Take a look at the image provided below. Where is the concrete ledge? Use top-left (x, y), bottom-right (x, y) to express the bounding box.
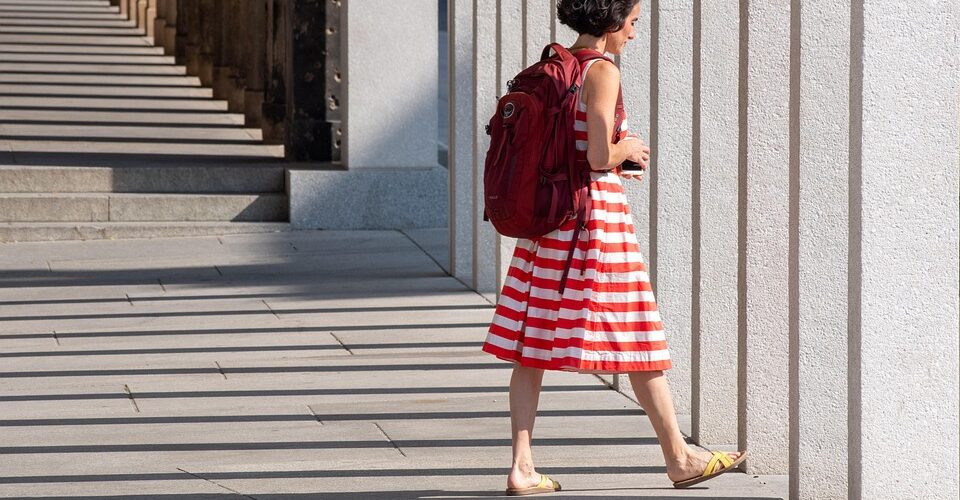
top-left (288, 166), bottom-right (447, 229)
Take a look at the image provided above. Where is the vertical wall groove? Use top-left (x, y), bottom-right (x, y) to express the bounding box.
top-left (690, 0), bottom-right (702, 442)
top-left (787, 0), bottom-right (801, 496)
top-left (648, 0), bottom-right (660, 295)
top-left (736, 0), bottom-right (749, 456)
top-left (847, 0), bottom-right (864, 497)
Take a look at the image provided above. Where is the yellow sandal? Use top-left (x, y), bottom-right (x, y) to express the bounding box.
top-left (505, 473), bottom-right (562, 496)
top-left (673, 451), bottom-right (748, 488)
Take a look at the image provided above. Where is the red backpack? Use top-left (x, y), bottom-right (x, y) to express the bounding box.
top-left (483, 44), bottom-right (624, 237)
top-left (483, 44), bottom-right (624, 290)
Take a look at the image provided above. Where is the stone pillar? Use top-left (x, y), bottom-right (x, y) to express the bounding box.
top-left (262, 0), bottom-right (288, 145)
top-left (212, 0), bottom-right (233, 103)
top-left (243, 0), bottom-right (269, 129)
top-left (137, 0), bottom-right (149, 34)
top-left (162, 0), bottom-right (177, 56)
top-left (226, 0), bottom-right (248, 114)
top-left (342, 0), bottom-right (437, 167)
top-left (691, 0), bottom-right (739, 447)
top-left (653, 0), bottom-right (694, 415)
top-left (472, 0), bottom-right (497, 296)
top-left (196, 0), bottom-right (217, 87)
top-left (180, 0), bottom-right (202, 76)
top-left (856, 1), bottom-right (959, 498)
top-left (283, 0), bottom-right (341, 161)
top-left (153, 0), bottom-right (168, 47)
top-left (740, 0), bottom-right (791, 474)
top-left (449, 0), bottom-right (475, 284)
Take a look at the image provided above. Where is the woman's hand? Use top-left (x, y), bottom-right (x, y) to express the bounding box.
top-left (621, 136), bottom-right (650, 181)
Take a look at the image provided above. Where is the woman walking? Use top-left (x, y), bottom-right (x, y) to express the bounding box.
top-left (481, 0), bottom-right (747, 495)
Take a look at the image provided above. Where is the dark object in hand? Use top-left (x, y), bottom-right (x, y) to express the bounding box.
top-left (621, 160), bottom-right (644, 171)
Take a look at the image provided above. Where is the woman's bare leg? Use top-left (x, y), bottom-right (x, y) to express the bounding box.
top-left (506, 364), bottom-right (556, 489)
top-left (628, 371), bottom-right (744, 482)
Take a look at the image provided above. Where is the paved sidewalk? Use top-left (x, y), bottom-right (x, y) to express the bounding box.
top-left (0, 230), bottom-right (787, 499)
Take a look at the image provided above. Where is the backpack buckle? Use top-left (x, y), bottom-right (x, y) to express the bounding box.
top-left (568, 83), bottom-right (580, 94)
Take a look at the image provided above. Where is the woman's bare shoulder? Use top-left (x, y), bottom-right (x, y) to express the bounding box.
top-left (583, 59), bottom-right (620, 102)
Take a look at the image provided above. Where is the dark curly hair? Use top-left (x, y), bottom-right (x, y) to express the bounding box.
top-left (557, 0), bottom-right (640, 37)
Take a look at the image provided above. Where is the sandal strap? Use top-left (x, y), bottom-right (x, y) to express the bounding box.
top-left (704, 451), bottom-right (733, 476)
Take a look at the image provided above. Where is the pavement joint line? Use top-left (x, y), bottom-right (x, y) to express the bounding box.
top-left (217, 236), bottom-right (223, 245)
top-left (157, 278), bottom-right (166, 292)
top-left (176, 467), bottom-right (257, 500)
top-left (328, 332), bottom-right (353, 355)
top-left (125, 293), bottom-right (133, 306)
top-left (261, 299), bottom-right (280, 319)
top-left (214, 265), bottom-right (223, 276)
top-left (306, 404), bottom-right (324, 426)
top-left (593, 373), bottom-right (641, 406)
top-left (122, 384), bottom-right (140, 413)
top-left (373, 422), bottom-right (407, 457)
top-left (214, 361), bottom-right (227, 380)
top-left (50, 330), bottom-right (60, 345)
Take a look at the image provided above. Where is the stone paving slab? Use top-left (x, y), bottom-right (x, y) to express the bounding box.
top-left (0, 230), bottom-right (786, 498)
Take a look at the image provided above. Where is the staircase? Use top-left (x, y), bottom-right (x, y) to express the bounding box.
top-left (0, 0), bottom-right (290, 242)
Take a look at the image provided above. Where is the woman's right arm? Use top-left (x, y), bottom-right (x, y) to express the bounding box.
top-left (583, 60), bottom-right (649, 171)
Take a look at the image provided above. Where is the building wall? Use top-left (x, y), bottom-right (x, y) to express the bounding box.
top-left (448, 1), bottom-right (959, 498)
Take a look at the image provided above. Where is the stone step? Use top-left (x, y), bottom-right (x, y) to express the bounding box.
top-left (0, 73), bottom-right (200, 86)
top-left (0, 123), bottom-right (259, 142)
top-left (0, 95), bottom-right (227, 112)
top-left (0, 84), bottom-right (214, 98)
top-left (0, 53), bottom-right (177, 65)
top-left (0, 193), bottom-right (288, 223)
top-left (0, 63), bottom-right (188, 76)
top-left (0, 165), bottom-right (285, 194)
top-left (0, 221), bottom-right (290, 243)
top-left (0, 43), bottom-right (164, 55)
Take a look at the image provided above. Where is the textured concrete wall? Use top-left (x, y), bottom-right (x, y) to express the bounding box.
top-left (343, 0), bottom-right (438, 168)
top-left (858, 1), bottom-right (959, 498)
top-left (450, 0), bottom-right (475, 283)
top-left (654, 0), bottom-right (695, 416)
top-left (473, 0), bottom-right (499, 295)
top-left (694, 0), bottom-right (739, 448)
top-left (795, 0), bottom-right (850, 497)
top-left (742, 0), bottom-right (791, 474)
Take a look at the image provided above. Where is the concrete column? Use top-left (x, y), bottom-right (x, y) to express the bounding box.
top-left (196, 0), bottom-right (217, 86)
top-left (523, 0), bottom-right (551, 67)
top-left (494, 1), bottom-right (523, 288)
top-left (342, 0), bottom-right (438, 168)
top-left (856, 1), bottom-right (959, 498)
top-left (619, 0), bottom-right (653, 264)
top-left (550, 1), bottom-right (578, 46)
top-left (691, 0), bottom-right (739, 447)
top-left (449, 0), bottom-right (475, 284)
top-left (792, 1), bottom-right (851, 498)
top-left (653, 0), bottom-right (694, 415)
top-left (473, 0), bottom-right (498, 296)
top-left (740, 0), bottom-right (791, 474)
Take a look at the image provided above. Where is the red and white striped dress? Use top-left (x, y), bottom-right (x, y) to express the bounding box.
top-left (482, 58), bottom-right (672, 374)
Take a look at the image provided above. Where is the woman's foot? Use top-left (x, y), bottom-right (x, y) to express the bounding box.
top-left (666, 447), bottom-right (746, 483)
top-left (506, 469), bottom-right (561, 496)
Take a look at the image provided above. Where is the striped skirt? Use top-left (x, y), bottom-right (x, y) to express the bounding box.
top-left (481, 171), bottom-right (672, 373)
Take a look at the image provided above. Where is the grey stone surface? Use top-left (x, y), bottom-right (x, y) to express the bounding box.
top-left (342, 0), bottom-right (438, 169)
top-left (0, 221), bottom-right (289, 243)
top-left (287, 167), bottom-right (447, 230)
top-left (449, 0), bottom-right (475, 284)
top-left (797, 1), bottom-right (850, 497)
top-left (0, 193), bottom-right (109, 222)
top-left (108, 193), bottom-right (287, 222)
top-left (858, 2), bottom-right (959, 498)
top-left (655, 0), bottom-right (694, 416)
top-left (694, 0), bottom-right (739, 448)
top-left (743, 1), bottom-right (791, 475)
top-left (472, 0), bottom-right (498, 294)
top-left (0, 229), bottom-right (786, 499)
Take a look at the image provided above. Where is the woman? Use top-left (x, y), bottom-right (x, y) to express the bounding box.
top-left (481, 0), bottom-right (747, 495)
